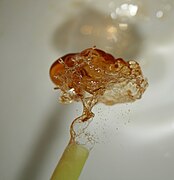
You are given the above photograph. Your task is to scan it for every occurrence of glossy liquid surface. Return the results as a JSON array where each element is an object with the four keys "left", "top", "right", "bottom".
[{"left": 50, "top": 47, "right": 148, "bottom": 145}]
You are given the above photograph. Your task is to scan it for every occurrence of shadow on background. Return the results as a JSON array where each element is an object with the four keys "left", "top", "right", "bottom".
[
  {"left": 17, "top": 105, "right": 68, "bottom": 180},
  {"left": 52, "top": 7, "right": 143, "bottom": 60},
  {"left": 17, "top": 6, "right": 144, "bottom": 180}
]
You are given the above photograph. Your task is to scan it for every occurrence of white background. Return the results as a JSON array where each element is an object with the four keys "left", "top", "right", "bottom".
[{"left": 1, "top": 0, "right": 174, "bottom": 179}]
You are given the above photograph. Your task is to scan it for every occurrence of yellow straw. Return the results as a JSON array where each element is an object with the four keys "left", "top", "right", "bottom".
[{"left": 51, "top": 143, "right": 89, "bottom": 180}]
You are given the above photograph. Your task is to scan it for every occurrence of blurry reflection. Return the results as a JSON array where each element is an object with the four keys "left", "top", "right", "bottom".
[
  {"left": 52, "top": 7, "right": 143, "bottom": 60},
  {"left": 115, "top": 3, "right": 138, "bottom": 17}
]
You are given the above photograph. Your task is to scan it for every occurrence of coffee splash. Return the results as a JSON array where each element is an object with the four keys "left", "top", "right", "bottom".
[{"left": 50, "top": 47, "right": 148, "bottom": 146}]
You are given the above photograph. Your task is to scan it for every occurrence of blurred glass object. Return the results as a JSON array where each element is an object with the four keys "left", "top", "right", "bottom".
[{"left": 52, "top": 6, "right": 142, "bottom": 60}]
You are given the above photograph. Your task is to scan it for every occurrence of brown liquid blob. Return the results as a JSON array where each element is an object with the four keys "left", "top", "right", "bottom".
[{"left": 50, "top": 47, "right": 148, "bottom": 144}]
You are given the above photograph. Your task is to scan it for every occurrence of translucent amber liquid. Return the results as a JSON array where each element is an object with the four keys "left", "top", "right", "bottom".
[{"left": 50, "top": 47, "right": 148, "bottom": 146}]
